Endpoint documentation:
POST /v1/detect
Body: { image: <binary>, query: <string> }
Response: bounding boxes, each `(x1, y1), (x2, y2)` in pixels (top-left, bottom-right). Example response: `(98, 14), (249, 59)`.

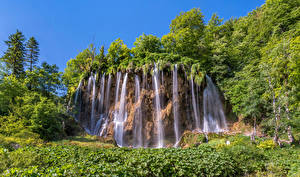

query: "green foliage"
(0, 33), (66, 141)
(62, 48), (93, 97)
(1, 30), (26, 77)
(257, 139), (277, 150)
(26, 37), (39, 72)
(0, 142), (299, 177)
(27, 62), (63, 96)
(0, 75), (28, 115)
(170, 8), (205, 34)
(107, 38), (131, 71)
(0, 91), (64, 140)
(0, 145), (239, 176)
(162, 8), (207, 60)
(132, 33), (162, 58)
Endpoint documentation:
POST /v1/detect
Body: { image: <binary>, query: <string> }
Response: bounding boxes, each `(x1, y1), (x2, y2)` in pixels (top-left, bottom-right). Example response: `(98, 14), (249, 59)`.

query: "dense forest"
(0, 0), (299, 176)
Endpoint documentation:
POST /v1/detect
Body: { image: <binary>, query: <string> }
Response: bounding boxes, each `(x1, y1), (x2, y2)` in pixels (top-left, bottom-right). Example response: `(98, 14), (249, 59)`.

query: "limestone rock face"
(74, 67), (235, 147)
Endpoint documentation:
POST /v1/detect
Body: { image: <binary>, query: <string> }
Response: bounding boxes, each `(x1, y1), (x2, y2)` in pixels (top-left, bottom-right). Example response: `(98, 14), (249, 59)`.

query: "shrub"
(257, 139), (277, 150)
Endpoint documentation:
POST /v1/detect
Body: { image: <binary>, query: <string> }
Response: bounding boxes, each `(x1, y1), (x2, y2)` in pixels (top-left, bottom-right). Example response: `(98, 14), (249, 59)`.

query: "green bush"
(0, 145), (240, 176)
(257, 139), (277, 150)
(1, 144), (299, 176)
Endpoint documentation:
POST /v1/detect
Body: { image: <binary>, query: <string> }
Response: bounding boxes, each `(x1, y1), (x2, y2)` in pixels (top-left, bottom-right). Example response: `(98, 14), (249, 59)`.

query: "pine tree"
(26, 37), (39, 72)
(99, 45), (105, 65)
(2, 30), (26, 77)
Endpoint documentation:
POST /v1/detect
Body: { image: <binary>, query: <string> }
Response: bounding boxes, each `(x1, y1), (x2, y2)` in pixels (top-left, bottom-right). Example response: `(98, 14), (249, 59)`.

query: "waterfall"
(172, 64), (180, 146)
(76, 69), (231, 148)
(133, 75), (143, 147)
(114, 72), (122, 115)
(87, 74), (92, 93)
(90, 73), (97, 134)
(100, 74), (112, 136)
(94, 73), (105, 135)
(203, 75), (227, 132)
(99, 74), (105, 114)
(105, 74), (112, 114)
(191, 77), (200, 130)
(153, 63), (164, 148)
(73, 80), (82, 121)
(114, 73), (128, 147)
(74, 80), (82, 105)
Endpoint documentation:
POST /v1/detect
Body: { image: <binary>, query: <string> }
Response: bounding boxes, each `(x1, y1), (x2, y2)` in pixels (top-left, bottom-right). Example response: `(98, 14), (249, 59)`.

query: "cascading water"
(203, 75), (227, 132)
(114, 73), (128, 147)
(73, 80), (82, 121)
(94, 73), (105, 135)
(74, 66), (230, 148)
(191, 77), (200, 130)
(133, 75), (143, 147)
(99, 74), (112, 136)
(90, 73), (97, 134)
(173, 64), (180, 146)
(99, 74), (105, 114)
(74, 80), (82, 105)
(105, 74), (112, 114)
(153, 63), (164, 148)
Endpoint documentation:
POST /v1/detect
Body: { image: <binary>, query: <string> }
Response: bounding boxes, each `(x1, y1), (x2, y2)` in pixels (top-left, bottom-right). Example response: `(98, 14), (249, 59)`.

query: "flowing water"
(203, 75), (227, 132)
(74, 67), (229, 147)
(99, 73), (105, 114)
(133, 75), (143, 147)
(73, 80), (82, 121)
(114, 73), (128, 147)
(191, 77), (200, 130)
(153, 63), (164, 148)
(74, 80), (82, 105)
(90, 73), (97, 133)
(99, 74), (112, 136)
(173, 64), (180, 146)
(94, 73), (105, 135)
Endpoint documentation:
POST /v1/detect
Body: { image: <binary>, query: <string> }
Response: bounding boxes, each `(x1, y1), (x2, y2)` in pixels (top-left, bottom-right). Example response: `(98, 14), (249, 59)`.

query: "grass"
(48, 135), (116, 148)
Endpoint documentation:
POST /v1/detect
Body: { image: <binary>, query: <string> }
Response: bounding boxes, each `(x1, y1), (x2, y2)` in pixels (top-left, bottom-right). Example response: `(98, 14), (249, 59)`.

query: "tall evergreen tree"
(1, 30), (26, 77)
(26, 37), (39, 72)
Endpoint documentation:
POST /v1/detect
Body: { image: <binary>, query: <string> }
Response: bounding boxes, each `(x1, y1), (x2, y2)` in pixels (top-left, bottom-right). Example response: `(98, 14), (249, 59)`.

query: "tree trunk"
(251, 117), (256, 142)
(268, 77), (280, 145)
(284, 80), (295, 144)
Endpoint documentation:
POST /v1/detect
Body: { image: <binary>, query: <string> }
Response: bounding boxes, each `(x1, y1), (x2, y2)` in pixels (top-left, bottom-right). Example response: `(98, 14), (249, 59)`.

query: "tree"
(29, 62), (63, 96)
(162, 8), (207, 60)
(1, 30), (26, 77)
(95, 45), (107, 70)
(132, 34), (162, 58)
(98, 45), (105, 63)
(26, 37), (39, 72)
(169, 8), (205, 34)
(260, 36), (299, 144)
(107, 38), (131, 69)
(63, 48), (93, 95)
(0, 75), (28, 116)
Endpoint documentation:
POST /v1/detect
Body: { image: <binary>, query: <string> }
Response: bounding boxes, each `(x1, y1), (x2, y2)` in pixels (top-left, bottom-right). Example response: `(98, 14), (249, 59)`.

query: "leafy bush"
(257, 139), (277, 150)
(0, 145), (240, 176)
(1, 143), (299, 176)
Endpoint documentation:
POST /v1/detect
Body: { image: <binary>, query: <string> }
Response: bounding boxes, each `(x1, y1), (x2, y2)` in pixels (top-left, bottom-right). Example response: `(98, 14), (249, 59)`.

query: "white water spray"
(203, 75), (227, 132)
(173, 64), (180, 146)
(153, 63), (164, 148)
(114, 73), (128, 147)
(133, 75), (143, 147)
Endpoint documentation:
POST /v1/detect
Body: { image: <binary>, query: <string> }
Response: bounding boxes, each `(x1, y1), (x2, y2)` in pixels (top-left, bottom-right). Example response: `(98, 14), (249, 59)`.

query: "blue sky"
(0, 0), (264, 71)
